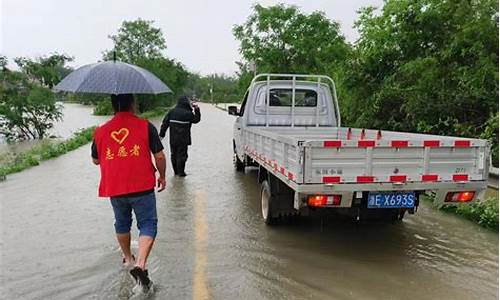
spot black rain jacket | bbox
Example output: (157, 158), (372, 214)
(159, 97), (201, 146)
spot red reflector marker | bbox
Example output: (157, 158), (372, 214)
(421, 174), (438, 182)
(454, 140), (471, 148)
(358, 140), (375, 148)
(357, 176), (375, 183)
(424, 140), (440, 147)
(330, 195), (342, 206)
(288, 172), (294, 181)
(453, 174), (469, 182)
(324, 140), (342, 148)
(391, 140), (409, 148)
(323, 176), (341, 184)
(445, 191), (475, 202)
(390, 175), (407, 182)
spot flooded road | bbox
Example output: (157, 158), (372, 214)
(0, 103), (498, 299)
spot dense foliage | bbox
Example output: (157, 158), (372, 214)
(100, 19), (188, 114)
(0, 54), (71, 140)
(439, 197), (499, 231)
(184, 73), (240, 103)
(342, 0), (498, 142)
(233, 2), (499, 166)
(233, 4), (350, 93)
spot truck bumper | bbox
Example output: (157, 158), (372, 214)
(290, 180), (488, 208)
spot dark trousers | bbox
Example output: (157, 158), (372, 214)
(170, 144), (188, 175)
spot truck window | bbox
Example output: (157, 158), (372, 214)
(239, 91), (249, 116)
(268, 89), (317, 107)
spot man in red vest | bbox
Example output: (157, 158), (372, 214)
(91, 94), (165, 291)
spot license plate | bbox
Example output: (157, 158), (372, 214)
(368, 192), (415, 209)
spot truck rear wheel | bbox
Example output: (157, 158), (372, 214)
(261, 180), (277, 225)
(234, 154), (245, 172)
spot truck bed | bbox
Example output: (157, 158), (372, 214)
(242, 126), (489, 198)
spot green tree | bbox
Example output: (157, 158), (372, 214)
(103, 19), (167, 64)
(0, 61), (62, 140)
(100, 19), (188, 113)
(234, 4), (349, 74)
(0, 55), (7, 70)
(14, 53), (73, 88)
(233, 4), (351, 95)
(342, 0), (498, 143)
(184, 73), (240, 103)
(480, 113), (499, 167)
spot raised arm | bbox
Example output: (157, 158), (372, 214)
(192, 106), (201, 124)
(159, 111), (171, 138)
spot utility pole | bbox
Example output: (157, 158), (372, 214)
(209, 83), (213, 104)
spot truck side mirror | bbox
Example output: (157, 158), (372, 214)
(228, 106), (238, 116)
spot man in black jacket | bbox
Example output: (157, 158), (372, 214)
(159, 96), (201, 176)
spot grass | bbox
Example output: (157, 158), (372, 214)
(0, 108), (169, 181)
(439, 197), (498, 231)
(0, 127), (95, 181)
(139, 107), (167, 119)
(424, 195), (499, 231)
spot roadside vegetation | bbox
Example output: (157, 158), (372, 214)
(441, 197), (498, 231)
(423, 196), (499, 231)
(0, 54), (72, 141)
(0, 127), (95, 181)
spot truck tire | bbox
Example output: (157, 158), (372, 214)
(233, 140), (245, 172)
(234, 154), (245, 172)
(261, 180), (277, 225)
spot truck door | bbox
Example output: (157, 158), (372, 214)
(234, 91), (248, 159)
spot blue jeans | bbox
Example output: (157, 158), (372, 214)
(110, 192), (158, 238)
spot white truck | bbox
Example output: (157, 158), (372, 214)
(228, 74), (491, 225)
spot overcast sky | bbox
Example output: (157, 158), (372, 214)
(1, 0), (382, 75)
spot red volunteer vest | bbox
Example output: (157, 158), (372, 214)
(94, 112), (155, 197)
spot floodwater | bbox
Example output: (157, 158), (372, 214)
(0, 103), (109, 155)
(0, 103), (498, 299)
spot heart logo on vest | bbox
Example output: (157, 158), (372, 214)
(111, 128), (129, 144)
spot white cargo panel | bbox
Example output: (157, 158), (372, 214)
(242, 128), (303, 183)
(242, 127), (489, 189)
(304, 141), (488, 185)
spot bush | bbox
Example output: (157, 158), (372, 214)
(93, 100), (113, 115)
(0, 127), (96, 180)
(441, 197), (498, 231)
(139, 107), (167, 119)
(480, 113), (499, 167)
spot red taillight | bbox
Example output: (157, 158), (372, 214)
(445, 191), (475, 202)
(308, 195), (342, 207)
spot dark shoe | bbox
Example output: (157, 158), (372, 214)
(130, 266), (152, 292)
(178, 172), (187, 177)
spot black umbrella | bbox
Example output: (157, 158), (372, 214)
(53, 60), (172, 95)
